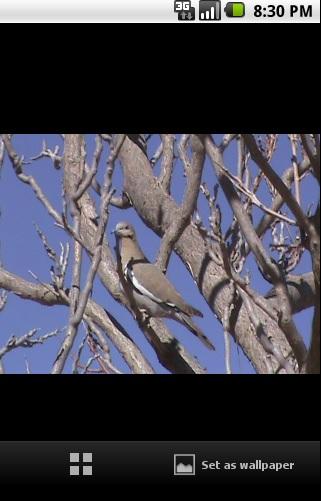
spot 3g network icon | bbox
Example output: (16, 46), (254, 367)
(174, 0), (192, 10)
(174, 0), (195, 20)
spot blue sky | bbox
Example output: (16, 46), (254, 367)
(0, 134), (318, 373)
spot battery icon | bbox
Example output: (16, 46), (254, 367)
(224, 2), (245, 17)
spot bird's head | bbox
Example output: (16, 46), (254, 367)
(114, 221), (136, 239)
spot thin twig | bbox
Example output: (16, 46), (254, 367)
(72, 135), (103, 201)
(0, 289), (8, 312)
(83, 354), (100, 373)
(0, 137), (5, 171)
(72, 332), (88, 374)
(289, 134), (301, 206)
(211, 155), (296, 226)
(220, 133), (237, 152)
(85, 319), (123, 374)
(30, 139), (62, 169)
(243, 134), (312, 236)
(222, 291), (234, 374)
(0, 329), (59, 360)
(300, 134), (320, 182)
(150, 140), (163, 167)
(25, 358), (31, 374)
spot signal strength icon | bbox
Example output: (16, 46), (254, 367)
(199, 0), (221, 20)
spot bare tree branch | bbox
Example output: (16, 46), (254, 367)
(85, 320), (123, 374)
(211, 153), (296, 226)
(243, 134), (313, 237)
(52, 134), (84, 373)
(199, 191), (293, 374)
(244, 134), (320, 373)
(204, 135), (307, 370)
(289, 134), (301, 206)
(150, 139), (163, 168)
(220, 133), (238, 152)
(30, 139), (62, 169)
(1, 134), (63, 223)
(236, 287), (294, 374)
(0, 266), (154, 374)
(158, 134), (175, 193)
(0, 329), (59, 371)
(222, 290), (234, 374)
(72, 134), (103, 201)
(304, 294), (320, 374)
(0, 137), (5, 171)
(52, 135), (117, 374)
(2, 134), (204, 374)
(81, 152), (132, 209)
(116, 134), (296, 373)
(72, 332), (87, 374)
(0, 289), (8, 312)
(253, 157), (312, 242)
(300, 134), (320, 182)
(156, 135), (204, 272)
(265, 272), (316, 313)
(2, 133), (318, 374)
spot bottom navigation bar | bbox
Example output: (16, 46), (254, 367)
(0, 441), (319, 484)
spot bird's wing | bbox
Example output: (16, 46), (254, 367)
(126, 262), (203, 317)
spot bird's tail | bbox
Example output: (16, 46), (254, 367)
(176, 313), (215, 350)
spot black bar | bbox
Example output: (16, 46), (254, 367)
(2, 376), (319, 441)
(0, 441), (319, 484)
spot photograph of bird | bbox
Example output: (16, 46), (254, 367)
(114, 221), (215, 350)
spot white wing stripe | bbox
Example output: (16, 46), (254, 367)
(125, 264), (176, 308)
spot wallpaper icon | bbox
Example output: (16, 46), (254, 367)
(174, 454), (196, 475)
